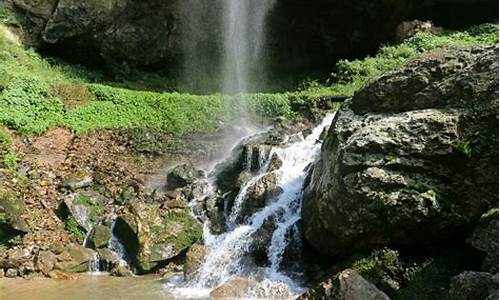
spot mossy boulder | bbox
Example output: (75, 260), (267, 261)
(59, 192), (103, 238)
(0, 191), (28, 242)
(55, 244), (97, 273)
(88, 225), (111, 249)
(114, 202), (202, 273)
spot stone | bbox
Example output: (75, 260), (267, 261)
(166, 164), (201, 190)
(298, 269), (391, 300)
(110, 265), (134, 277)
(47, 269), (78, 280)
(303, 46), (499, 257)
(238, 172), (283, 222)
(5, 268), (18, 278)
(449, 271), (498, 300)
(267, 153), (283, 172)
(60, 193), (102, 234)
(113, 203), (202, 273)
(183, 243), (207, 281)
(210, 277), (260, 298)
(36, 250), (57, 275)
(89, 225), (111, 249)
(96, 248), (121, 271)
(55, 244), (97, 273)
(62, 173), (94, 191)
(467, 210), (499, 273)
(0, 191), (29, 237)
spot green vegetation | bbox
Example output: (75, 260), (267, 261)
(73, 194), (101, 223)
(64, 215), (86, 244)
(300, 23), (499, 98)
(453, 139), (473, 158)
(345, 247), (477, 300)
(0, 23), (497, 136)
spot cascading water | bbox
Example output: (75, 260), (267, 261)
(171, 113), (335, 299)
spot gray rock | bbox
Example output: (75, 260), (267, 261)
(36, 250), (57, 275)
(303, 46), (499, 257)
(5, 268), (18, 278)
(166, 164), (202, 190)
(467, 210), (499, 273)
(183, 243), (207, 281)
(297, 269), (391, 300)
(114, 202), (202, 272)
(62, 173), (94, 191)
(449, 271), (497, 300)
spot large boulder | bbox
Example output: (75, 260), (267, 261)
(55, 244), (97, 273)
(113, 202), (202, 273)
(303, 46), (499, 257)
(448, 271), (498, 300)
(0, 191), (28, 241)
(297, 269), (391, 300)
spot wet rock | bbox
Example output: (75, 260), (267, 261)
(242, 144), (272, 172)
(242, 173), (283, 218)
(110, 265), (134, 277)
(467, 209), (499, 273)
(96, 248), (122, 271)
(166, 164), (202, 190)
(449, 271), (498, 300)
(36, 250), (57, 275)
(55, 244), (97, 273)
(88, 225), (111, 249)
(114, 203), (202, 273)
(60, 193), (102, 234)
(267, 153), (283, 172)
(298, 269), (391, 300)
(303, 46), (499, 257)
(183, 243), (207, 281)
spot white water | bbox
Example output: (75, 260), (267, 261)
(222, 0), (276, 94)
(172, 114), (335, 299)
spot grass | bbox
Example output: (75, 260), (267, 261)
(0, 23), (497, 136)
(298, 23), (499, 98)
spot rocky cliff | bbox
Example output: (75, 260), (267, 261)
(7, 0), (498, 85)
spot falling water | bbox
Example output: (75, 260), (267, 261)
(222, 0), (277, 94)
(177, 0), (276, 93)
(172, 114), (335, 299)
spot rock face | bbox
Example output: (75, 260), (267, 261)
(297, 269), (391, 300)
(11, 0), (177, 70)
(467, 210), (499, 273)
(449, 271), (498, 300)
(113, 202), (202, 273)
(303, 46), (499, 257)
(10, 0), (498, 87)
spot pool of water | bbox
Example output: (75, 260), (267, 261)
(0, 274), (195, 300)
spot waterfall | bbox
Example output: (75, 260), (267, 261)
(172, 114), (335, 299)
(177, 0), (276, 93)
(222, 0), (276, 94)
